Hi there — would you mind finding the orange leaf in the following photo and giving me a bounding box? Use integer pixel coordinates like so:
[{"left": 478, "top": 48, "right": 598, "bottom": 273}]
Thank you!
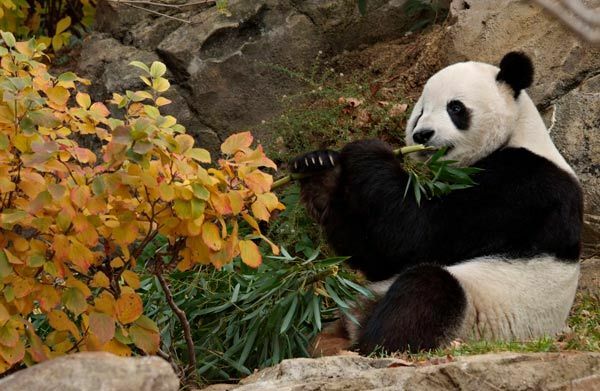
[
  {"left": 115, "top": 292, "right": 143, "bottom": 324},
  {"left": 251, "top": 200, "right": 270, "bottom": 221},
  {"left": 201, "top": 222, "right": 222, "bottom": 251},
  {"left": 91, "top": 271, "right": 110, "bottom": 288},
  {"left": 244, "top": 170, "right": 273, "bottom": 194},
  {"left": 38, "top": 286, "right": 60, "bottom": 312},
  {"left": 89, "top": 312, "right": 115, "bottom": 345},
  {"left": 48, "top": 310, "right": 81, "bottom": 339},
  {"left": 228, "top": 191, "right": 244, "bottom": 214},
  {"left": 0, "top": 340, "right": 25, "bottom": 365},
  {"left": 89, "top": 102, "right": 110, "bottom": 118},
  {"left": 221, "top": 131, "right": 253, "bottom": 155},
  {"left": 122, "top": 270, "right": 140, "bottom": 289},
  {"left": 94, "top": 291, "right": 116, "bottom": 316},
  {"left": 239, "top": 240, "right": 262, "bottom": 268},
  {"left": 211, "top": 192, "right": 232, "bottom": 215},
  {"left": 102, "top": 339, "right": 132, "bottom": 356},
  {"left": 25, "top": 324, "right": 49, "bottom": 363}
]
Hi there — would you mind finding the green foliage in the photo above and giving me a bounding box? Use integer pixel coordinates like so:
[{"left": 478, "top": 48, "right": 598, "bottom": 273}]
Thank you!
[
  {"left": 141, "top": 249, "right": 370, "bottom": 383},
  {"left": 402, "top": 147, "right": 482, "bottom": 205},
  {"left": 261, "top": 62, "right": 408, "bottom": 162},
  {"left": 267, "top": 184, "right": 326, "bottom": 258}
]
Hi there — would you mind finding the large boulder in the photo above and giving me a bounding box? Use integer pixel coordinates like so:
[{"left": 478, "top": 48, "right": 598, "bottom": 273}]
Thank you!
[
  {"left": 75, "top": 0, "right": 422, "bottom": 152},
  {"left": 201, "top": 352, "right": 600, "bottom": 390},
  {"left": 0, "top": 352, "right": 179, "bottom": 391}
]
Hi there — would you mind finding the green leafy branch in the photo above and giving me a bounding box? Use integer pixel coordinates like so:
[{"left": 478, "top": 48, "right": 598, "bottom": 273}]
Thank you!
[{"left": 272, "top": 144, "right": 482, "bottom": 206}]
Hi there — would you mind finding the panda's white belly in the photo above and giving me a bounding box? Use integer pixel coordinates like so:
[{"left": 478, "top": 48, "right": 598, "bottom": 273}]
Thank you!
[{"left": 446, "top": 255, "right": 579, "bottom": 341}]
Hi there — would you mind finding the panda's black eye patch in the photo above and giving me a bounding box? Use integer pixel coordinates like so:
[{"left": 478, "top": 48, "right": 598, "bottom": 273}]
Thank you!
[{"left": 446, "top": 100, "right": 470, "bottom": 130}]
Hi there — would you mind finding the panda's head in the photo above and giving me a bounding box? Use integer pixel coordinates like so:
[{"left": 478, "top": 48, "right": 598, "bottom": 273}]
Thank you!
[{"left": 406, "top": 52, "right": 534, "bottom": 166}]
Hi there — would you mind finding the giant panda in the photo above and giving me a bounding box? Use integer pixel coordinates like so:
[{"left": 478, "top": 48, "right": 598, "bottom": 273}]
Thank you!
[{"left": 290, "top": 52, "right": 583, "bottom": 355}]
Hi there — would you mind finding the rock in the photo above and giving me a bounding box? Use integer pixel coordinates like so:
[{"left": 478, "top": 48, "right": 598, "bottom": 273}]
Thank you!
[
  {"left": 543, "top": 74, "right": 600, "bottom": 256},
  {"left": 445, "top": 0, "right": 600, "bottom": 106},
  {"left": 0, "top": 352, "right": 179, "bottom": 391},
  {"left": 200, "top": 352, "right": 600, "bottom": 390},
  {"left": 74, "top": 0, "right": 434, "bottom": 149}
]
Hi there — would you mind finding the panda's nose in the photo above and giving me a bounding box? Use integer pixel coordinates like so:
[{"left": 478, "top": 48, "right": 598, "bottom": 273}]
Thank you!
[{"left": 412, "top": 129, "right": 435, "bottom": 144}]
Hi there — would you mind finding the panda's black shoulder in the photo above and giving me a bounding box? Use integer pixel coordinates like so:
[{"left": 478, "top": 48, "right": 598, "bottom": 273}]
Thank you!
[{"left": 474, "top": 147, "right": 580, "bottom": 192}]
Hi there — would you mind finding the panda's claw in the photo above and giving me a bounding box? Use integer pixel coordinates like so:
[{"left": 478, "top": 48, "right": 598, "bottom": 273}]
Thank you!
[{"left": 290, "top": 150, "right": 340, "bottom": 174}]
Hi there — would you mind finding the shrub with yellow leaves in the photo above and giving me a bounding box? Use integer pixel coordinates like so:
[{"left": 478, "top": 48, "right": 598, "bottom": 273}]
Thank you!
[{"left": 0, "top": 31, "right": 283, "bottom": 374}]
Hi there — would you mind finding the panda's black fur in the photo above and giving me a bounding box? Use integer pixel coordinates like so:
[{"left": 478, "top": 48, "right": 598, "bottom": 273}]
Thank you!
[{"left": 290, "top": 53, "right": 583, "bottom": 354}]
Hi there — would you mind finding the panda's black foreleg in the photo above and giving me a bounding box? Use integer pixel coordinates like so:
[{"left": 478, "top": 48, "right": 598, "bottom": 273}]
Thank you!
[
  {"left": 357, "top": 264, "right": 467, "bottom": 354},
  {"left": 290, "top": 150, "right": 341, "bottom": 223}
]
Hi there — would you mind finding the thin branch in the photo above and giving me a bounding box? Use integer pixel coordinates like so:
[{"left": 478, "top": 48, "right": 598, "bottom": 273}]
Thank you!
[
  {"left": 118, "top": 2, "right": 192, "bottom": 23},
  {"left": 110, "top": 0, "right": 214, "bottom": 8},
  {"left": 155, "top": 270, "right": 197, "bottom": 381},
  {"left": 532, "top": 0, "right": 600, "bottom": 44}
]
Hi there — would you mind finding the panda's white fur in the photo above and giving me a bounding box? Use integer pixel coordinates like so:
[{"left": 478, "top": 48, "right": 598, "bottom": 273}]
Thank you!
[
  {"left": 293, "top": 52, "right": 583, "bottom": 355},
  {"left": 360, "top": 257, "right": 579, "bottom": 344},
  {"left": 406, "top": 61, "right": 574, "bottom": 175}
]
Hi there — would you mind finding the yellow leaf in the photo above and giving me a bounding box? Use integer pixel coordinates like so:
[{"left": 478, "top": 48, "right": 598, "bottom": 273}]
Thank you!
[
  {"left": 149, "top": 61, "right": 167, "bottom": 78},
  {"left": 102, "top": 339, "right": 132, "bottom": 356},
  {"left": 0, "top": 323, "right": 18, "bottom": 347},
  {"left": 175, "top": 134, "right": 194, "bottom": 154},
  {"left": 185, "top": 148, "right": 211, "bottom": 163},
  {"left": 66, "top": 277, "right": 92, "bottom": 298},
  {"left": 122, "top": 270, "right": 140, "bottom": 289},
  {"left": 251, "top": 200, "right": 270, "bottom": 221},
  {"left": 242, "top": 213, "right": 261, "bottom": 233},
  {"left": 94, "top": 291, "right": 116, "bottom": 316},
  {"left": 221, "top": 131, "right": 253, "bottom": 155},
  {"left": 46, "top": 86, "right": 70, "bottom": 106},
  {"left": 0, "top": 303, "right": 9, "bottom": 325},
  {"left": 55, "top": 16, "right": 71, "bottom": 35},
  {"left": 91, "top": 271, "right": 110, "bottom": 288},
  {"left": 201, "top": 222, "right": 222, "bottom": 251},
  {"left": 228, "top": 191, "right": 244, "bottom": 214},
  {"left": 75, "top": 92, "right": 91, "bottom": 109},
  {"left": 129, "top": 324, "right": 159, "bottom": 354},
  {"left": 158, "top": 182, "right": 175, "bottom": 201},
  {"left": 115, "top": 293, "right": 143, "bottom": 324},
  {"left": 239, "top": 240, "right": 262, "bottom": 268},
  {"left": 152, "top": 77, "right": 170, "bottom": 93},
  {"left": 48, "top": 310, "right": 81, "bottom": 339},
  {"left": 110, "top": 257, "right": 124, "bottom": 268}
]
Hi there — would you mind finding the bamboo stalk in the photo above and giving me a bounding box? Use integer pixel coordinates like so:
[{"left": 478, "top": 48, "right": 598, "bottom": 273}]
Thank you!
[{"left": 271, "top": 144, "right": 435, "bottom": 190}]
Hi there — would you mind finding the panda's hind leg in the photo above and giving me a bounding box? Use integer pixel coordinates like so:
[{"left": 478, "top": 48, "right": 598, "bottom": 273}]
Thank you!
[{"left": 357, "top": 264, "right": 467, "bottom": 354}]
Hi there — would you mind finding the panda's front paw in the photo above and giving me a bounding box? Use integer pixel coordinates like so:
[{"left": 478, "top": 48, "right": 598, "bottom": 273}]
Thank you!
[{"left": 290, "top": 150, "right": 340, "bottom": 174}]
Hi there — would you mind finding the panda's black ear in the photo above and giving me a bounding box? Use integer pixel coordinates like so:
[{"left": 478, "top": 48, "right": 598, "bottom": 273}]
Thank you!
[{"left": 496, "top": 52, "right": 534, "bottom": 98}]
